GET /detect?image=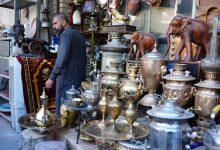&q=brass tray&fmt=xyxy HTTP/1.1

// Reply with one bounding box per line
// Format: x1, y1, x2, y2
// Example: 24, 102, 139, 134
81, 119, 149, 141
18, 113, 64, 133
